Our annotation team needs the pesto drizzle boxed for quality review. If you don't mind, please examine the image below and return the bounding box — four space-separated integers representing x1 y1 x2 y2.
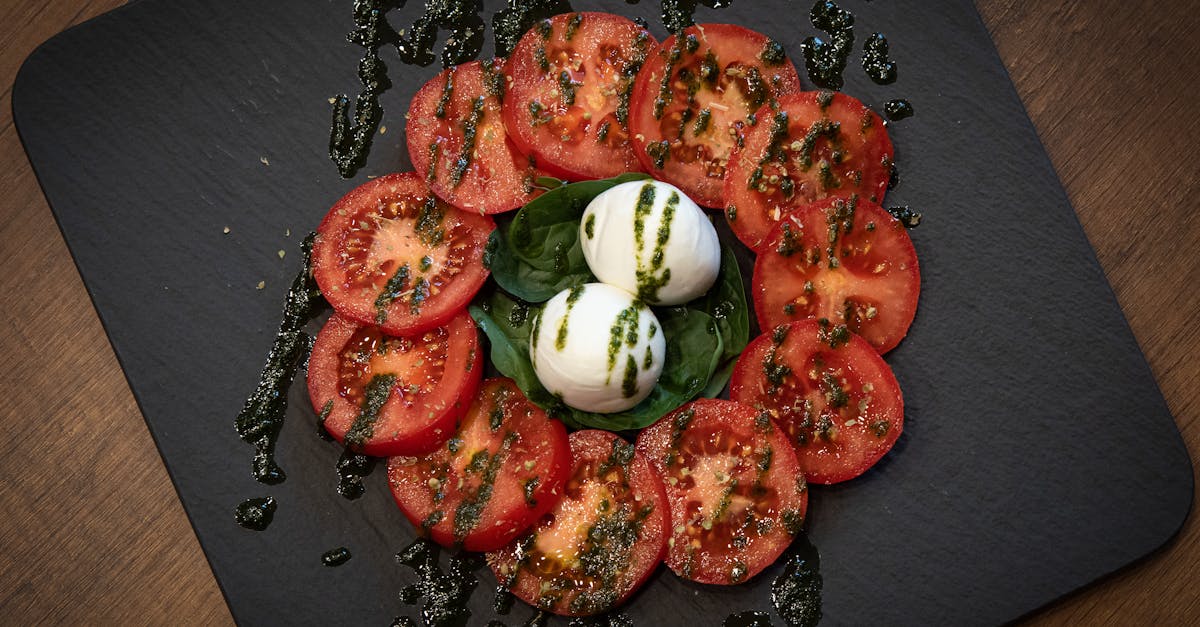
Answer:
235 497 277 531
862 32 897 84
492 0 573 57
344 373 397 448
322 547 352 567
800 0 854 90
631 183 677 303
336 446 378 499
329 0 400 179
234 233 327 484
772 535 823 627
395 538 480 627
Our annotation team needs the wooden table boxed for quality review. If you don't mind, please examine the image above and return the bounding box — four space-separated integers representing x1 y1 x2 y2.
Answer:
2 1 1196 624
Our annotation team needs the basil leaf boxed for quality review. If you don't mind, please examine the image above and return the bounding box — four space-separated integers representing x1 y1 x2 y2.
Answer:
694 244 750 397
487 173 651 302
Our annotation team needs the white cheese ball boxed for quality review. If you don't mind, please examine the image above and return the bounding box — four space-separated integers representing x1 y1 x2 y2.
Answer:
580 180 721 305
530 283 666 413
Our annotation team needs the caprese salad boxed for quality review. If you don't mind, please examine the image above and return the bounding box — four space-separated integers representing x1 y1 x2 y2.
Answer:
299 8 919 621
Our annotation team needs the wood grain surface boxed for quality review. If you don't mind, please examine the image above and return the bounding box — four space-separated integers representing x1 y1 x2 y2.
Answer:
1 1 1196 624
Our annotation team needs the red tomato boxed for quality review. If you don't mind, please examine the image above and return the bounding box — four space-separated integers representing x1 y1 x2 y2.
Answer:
503 12 656 180
486 430 668 617
312 172 493 336
407 59 542 214
752 196 919 354
627 24 802 207
730 320 904 484
307 311 482 457
635 398 808 584
724 91 894 249
386 378 571 552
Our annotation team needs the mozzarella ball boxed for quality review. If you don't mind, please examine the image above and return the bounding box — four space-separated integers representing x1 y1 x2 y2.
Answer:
530 283 666 413
580 180 720 305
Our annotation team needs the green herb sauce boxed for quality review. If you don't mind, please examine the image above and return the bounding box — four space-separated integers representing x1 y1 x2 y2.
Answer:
800 0 854 90
862 32 897 84
321 547 352 567
235 234 327 484
344 373 396 448
772 535 823 626
235 497 276 531
395 538 480 626
336 446 378 500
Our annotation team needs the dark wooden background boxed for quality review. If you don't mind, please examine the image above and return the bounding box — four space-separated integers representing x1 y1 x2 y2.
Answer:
2 0 1197 623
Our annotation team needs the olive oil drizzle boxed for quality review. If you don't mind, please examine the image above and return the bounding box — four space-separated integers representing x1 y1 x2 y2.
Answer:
234 233 327 485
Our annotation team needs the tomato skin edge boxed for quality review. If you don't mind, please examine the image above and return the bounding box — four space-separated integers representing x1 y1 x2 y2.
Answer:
311 172 494 337
386 378 573 552
307 311 483 457
729 320 905 484
749 197 920 355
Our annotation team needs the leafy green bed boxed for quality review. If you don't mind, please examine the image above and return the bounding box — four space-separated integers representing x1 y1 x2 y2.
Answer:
470 174 748 431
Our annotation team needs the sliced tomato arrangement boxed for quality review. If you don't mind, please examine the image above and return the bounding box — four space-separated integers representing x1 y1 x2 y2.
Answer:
730 320 904 484
636 398 808 584
627 23 802 207
312 172 493 336
725 91 894 249
307 311 482 457
503 12 656 180
407 58 542 214
753 195 919 354
487 430 669 617
387 378 571 552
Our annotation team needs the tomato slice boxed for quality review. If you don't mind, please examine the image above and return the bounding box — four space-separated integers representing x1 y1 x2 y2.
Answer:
627 24 802 207
487 430 669 617
724 91 894 249
307 311 482 457
406 59 542 214
312 172 493 336
752 196 919 354
386 378 571 552
635 398 808 585
502 12 656 180
729 320 904 484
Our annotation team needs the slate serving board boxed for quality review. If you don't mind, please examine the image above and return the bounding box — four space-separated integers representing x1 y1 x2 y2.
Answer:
13 0 1193 624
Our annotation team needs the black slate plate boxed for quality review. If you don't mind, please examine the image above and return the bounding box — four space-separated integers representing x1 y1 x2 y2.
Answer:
13 0 1193 625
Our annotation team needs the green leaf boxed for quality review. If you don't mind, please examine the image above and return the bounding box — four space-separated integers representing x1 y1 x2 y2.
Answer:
487 173 651 303
694 244 750 397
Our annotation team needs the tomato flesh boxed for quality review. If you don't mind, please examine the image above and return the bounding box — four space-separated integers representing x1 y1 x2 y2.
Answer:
312 172 493 336
636 398 807 584
387 378 571 552
307 311 481 456
753 195 919 354
725 91 894 249
628 24 802 207
487 430 668 617
407 59 542 214
730 320 904 484
503 12 656 180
